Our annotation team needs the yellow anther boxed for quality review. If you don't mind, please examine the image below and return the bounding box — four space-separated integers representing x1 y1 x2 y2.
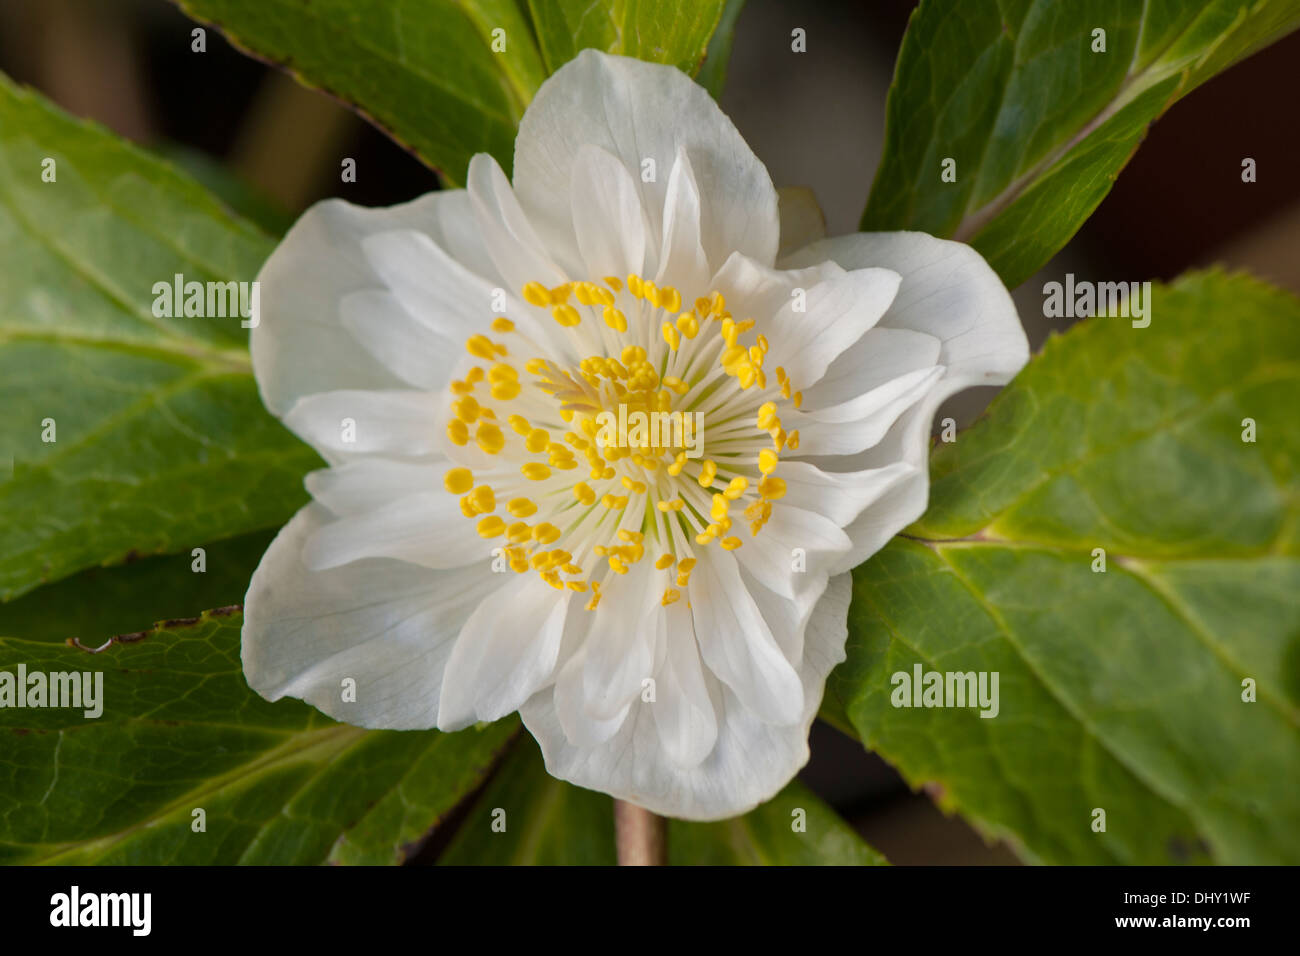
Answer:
574 282 601 305
491 380 520 400
661 588 681 606
643 280 659 307
758 476 786 500
757 402 778 429
786 430 800 450
711 494 730 522
567 581 589 592
655 554 675 570
453 395 480 423
508 414 531 435
471 485 496 513
521 462 551 481
793 391 803 408
662 322 680 351
660 286 682 313
444 468 473 494
724 476 748 500
709 292 725 315
467 367 485 383
507 521 532 543
522 282 552 307
508 497 537 517
603 306 628 332
447 419 469 445
492 317 515 333
720 536 742 551
459 496 477 518
476 515 506 538
604 275 623 292
626 274 643 297
525 428 550 453
698 459 718 486
552 304 581 327
758 448 778 475
533 523 561 544
749 345 765 367
466 335 496 360
573 482 596 505
550 283 573 302
489 363 518 383
756 334 769 353
476 421 505 454
661 376 689 395
450 380 473 394
601 493 628 509
675 312 700 339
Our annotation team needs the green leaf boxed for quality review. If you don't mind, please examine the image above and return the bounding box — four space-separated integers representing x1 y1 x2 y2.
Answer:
176 0 733 182
0 75 319 601
0 530 271 645
175 0 547 183
834 271 1300 864
440 735 886 864
437 736 617 865
696 0 747 98
862 0 1300 287
669 780 888 865
527 0 727 77
0 609 517 864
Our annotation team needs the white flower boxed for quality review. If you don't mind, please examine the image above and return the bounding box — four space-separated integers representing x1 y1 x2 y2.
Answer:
242 50 1028 821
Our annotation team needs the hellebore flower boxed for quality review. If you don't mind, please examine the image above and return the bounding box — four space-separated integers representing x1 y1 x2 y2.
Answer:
242 49 1028 820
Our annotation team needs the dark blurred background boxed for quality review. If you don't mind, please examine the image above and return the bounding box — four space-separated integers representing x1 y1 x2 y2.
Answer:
2 0 1297 863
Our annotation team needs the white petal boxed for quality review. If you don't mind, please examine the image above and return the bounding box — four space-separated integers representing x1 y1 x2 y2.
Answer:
301 490 484 571
252 193 480 416
652 599 718 769
781 231 1028 394
764 266 901 388
783 231 1029 569
281 389 439 463
689 550 803 726
732 503 847 637
339 289 451 390
655 146 712 293
304 458 442 515
788 365 944 456
554 651 632 747
360 230 495 343
242 503 503 729
513 50 779 274
570 144 650 280
580 557 658 720
519 573 852 820
466 153 570 293
436 574 572 729
803 326 941 408
710 251 841 333
778 459 917 528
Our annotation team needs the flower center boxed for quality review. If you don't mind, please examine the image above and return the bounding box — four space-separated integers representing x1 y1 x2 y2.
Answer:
441 273 803 609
